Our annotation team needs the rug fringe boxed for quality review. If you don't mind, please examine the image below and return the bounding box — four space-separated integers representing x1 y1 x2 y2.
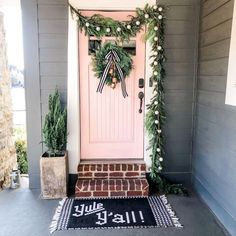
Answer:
49 198 67 234
160 195 183 228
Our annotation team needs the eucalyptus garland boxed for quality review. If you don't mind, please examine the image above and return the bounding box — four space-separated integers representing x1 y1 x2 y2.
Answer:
93 43 133 91
70 3 186 193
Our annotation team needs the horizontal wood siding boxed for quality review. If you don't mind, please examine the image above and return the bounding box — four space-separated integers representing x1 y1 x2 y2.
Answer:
158 0 199 183
193 0 236 234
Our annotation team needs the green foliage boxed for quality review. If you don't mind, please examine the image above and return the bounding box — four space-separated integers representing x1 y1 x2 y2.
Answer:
15 140 28 174
93 43 133 86
42 89 67 156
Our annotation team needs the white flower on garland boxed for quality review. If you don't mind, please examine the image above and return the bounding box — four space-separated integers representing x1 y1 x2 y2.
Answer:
117 27 121 32
153 51 158 56
158 15 163 20
154 37 158 41
154 101 158 105
127 24 131 29
154 26 158 31
153 5 157 10
157 129 162 133
136 21 140 26
157 46 162 51
155 120 159 124
106 28 111 33
145 14 149 19
154 61 158 65
158 7 163 12
96 26 100 31
159 157 163 162
155 111 159 115
85 22 90 27
154 71 158 75
157 148 161 152
158 166 163 170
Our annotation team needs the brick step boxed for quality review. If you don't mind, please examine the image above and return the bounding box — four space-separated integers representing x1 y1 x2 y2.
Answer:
75 178 149 198
78 163 146 179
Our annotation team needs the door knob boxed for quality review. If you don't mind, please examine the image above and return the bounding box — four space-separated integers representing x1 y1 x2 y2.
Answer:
138 91 144 113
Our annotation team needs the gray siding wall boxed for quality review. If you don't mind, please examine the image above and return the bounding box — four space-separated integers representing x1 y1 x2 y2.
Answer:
21 0 199 188
159 0 199 185
193 0 236 234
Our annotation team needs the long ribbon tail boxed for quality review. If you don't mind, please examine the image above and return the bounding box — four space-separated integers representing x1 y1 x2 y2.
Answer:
115 62 128 98
96 59 113 93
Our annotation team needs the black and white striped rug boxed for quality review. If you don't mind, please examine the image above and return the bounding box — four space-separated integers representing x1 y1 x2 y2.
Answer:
50 195 182 233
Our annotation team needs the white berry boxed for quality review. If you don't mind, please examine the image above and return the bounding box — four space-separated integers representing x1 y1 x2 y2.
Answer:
153 5 157 10
154 71 158 75
159 157 163 162
154 37 158 41
117 27 121 32
158 7 163 12
127 25 131 29
157 129 162 133
154 101 158 105
158 166 163 170
157 148 161 152
155 111 159 115
155 120 159 124
145 14 149 19
154 61 158 65
153 51 158 56
136 21 140 26
96 26 100 31
85 22 90 27
158 46 162 51
158 15 163 20
154 26 158 31
106 28 111 33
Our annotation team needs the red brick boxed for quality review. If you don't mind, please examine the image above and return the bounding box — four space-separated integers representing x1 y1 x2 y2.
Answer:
115 180 121 191
134 164 139 171
110 191 126 197
115 164 121 171
103 164 108 171
129 180 135 190
94 172 108 178
97 164 102 171
93 191 109 197
127 191 143 196
125 172 139 177
127 164 133 171
90 164 96 171
122 179 129 191
82 180 89 191
89 180 96 191
135 179 141 190
78 165 83 172
79 172 93 178
110 172 123 178
102 180 109 191
84 165 89 171
95 180 102 191
75 180 83 190
140 164 146 171
141 179 148 188
109 164 115 171
76 191 92 197
142 188 149 196
122 164 127 171
109 180 115 190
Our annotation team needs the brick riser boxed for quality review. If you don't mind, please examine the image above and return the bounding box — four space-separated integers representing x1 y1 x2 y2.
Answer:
75 163 149 198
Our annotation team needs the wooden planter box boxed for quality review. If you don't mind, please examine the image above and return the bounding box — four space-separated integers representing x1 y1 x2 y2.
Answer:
40 152 68 199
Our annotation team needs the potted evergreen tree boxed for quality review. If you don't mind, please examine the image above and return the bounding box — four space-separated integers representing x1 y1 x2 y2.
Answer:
40 89 68 199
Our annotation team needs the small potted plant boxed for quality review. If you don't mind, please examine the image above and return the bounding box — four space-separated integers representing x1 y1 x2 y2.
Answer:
40 89 68 199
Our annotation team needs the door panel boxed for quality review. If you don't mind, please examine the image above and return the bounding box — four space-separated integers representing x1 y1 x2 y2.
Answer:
79 11 145 160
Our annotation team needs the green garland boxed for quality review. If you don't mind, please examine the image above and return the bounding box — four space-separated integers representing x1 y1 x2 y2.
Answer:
70 3 187 194
93 43 133 86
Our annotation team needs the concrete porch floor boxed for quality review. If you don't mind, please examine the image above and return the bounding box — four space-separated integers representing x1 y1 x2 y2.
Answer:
0 188 229 236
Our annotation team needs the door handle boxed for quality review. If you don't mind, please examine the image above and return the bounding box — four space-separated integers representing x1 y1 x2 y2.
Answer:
138 91 144 113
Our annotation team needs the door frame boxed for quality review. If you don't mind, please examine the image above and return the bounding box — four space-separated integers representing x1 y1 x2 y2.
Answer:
67 1 155 174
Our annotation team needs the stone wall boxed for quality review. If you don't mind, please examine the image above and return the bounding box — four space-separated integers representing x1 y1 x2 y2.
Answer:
0 13 17 189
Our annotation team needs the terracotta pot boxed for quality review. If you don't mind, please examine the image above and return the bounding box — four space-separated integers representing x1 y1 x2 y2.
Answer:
40 151 68 199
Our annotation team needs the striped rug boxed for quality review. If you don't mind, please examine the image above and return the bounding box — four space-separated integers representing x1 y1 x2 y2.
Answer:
50 195 182 233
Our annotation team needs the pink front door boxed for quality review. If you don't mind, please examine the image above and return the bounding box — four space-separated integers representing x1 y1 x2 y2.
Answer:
79 11 145 160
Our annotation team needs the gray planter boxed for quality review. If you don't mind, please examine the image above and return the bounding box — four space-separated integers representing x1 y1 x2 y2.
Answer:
40 151 68 199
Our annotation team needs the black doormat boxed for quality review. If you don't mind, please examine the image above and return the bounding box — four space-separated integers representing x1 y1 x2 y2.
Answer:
50 195 182 233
